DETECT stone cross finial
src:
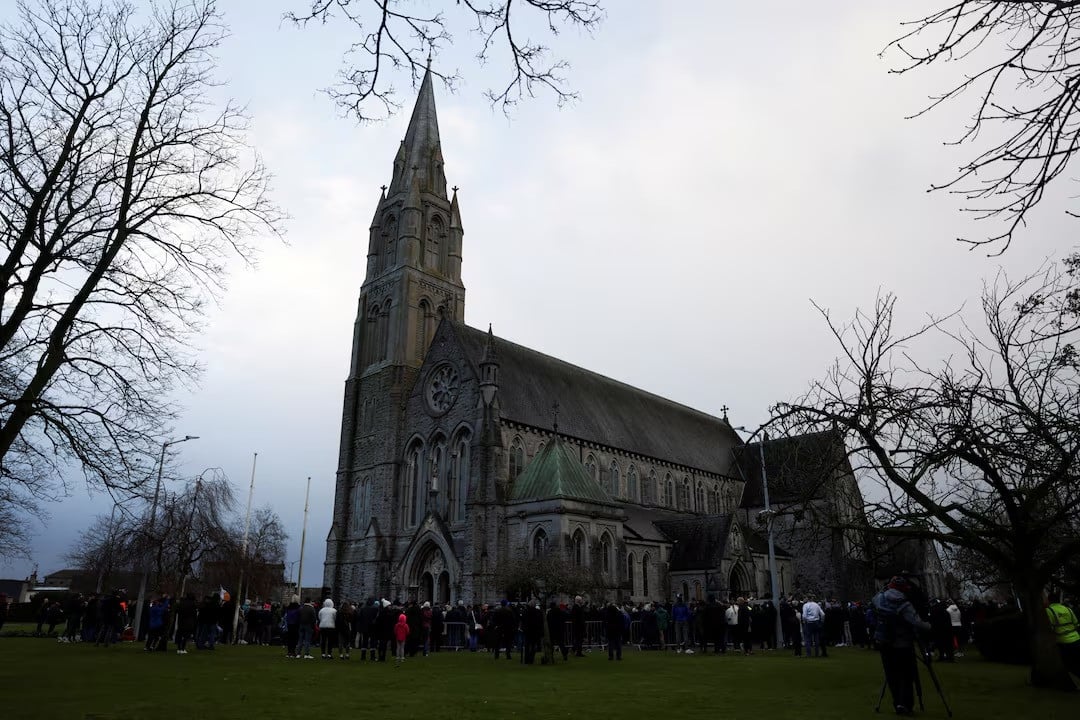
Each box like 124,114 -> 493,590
380,184 -> 387,192
721,404 -> 729,420
452,185 -> 459,193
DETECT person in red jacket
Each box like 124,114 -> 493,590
394,613 -> 410,663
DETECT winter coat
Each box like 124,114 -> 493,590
872,588 -> 930,649
317,599 -> 337,629
394,614 -> 410,642
299,603 -> 317,628
176,597 -> 198,632
672,601 -> 690,623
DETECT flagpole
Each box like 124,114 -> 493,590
296,477 -> 311,603
230,452 -> 257,644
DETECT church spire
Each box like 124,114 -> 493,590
390,62 -> 446,198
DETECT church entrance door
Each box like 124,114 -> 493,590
420,572 -> 434,603
729,563 -> 751,598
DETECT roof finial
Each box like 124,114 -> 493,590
721,404 -> 729,422
426,48 -> 432,71
552,400 -> 560,436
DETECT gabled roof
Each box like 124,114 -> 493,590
452,323 -> 741,473
744,527 -> 792,558
653,515 -> 734,571
735,430 -> 849,508
509,435 -> 615,505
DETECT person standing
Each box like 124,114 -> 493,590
144,598 -> 167,651
298,599 -> 317,659
1046,597 -> 1080,679
604,602 -> 624,661
547,602 -> 569,661
420,601 -> 433,656
945,599 -> 964,657
494,600 -> 516,661
570,596 -> 586,657
431,602 -> 445,653
284,599 -> 300,658
672,595 -> 690,652
337,601 -> 353,660
802,596 -> 826,658
62,593 -> 84,644
394,612 -> 410,663
318,599 -> 338,659
175,593 -> 197,655
96,591 -> 121,647
873,577 -> 932,717
736,597 -> 753,655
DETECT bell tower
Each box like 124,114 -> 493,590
326,63 -> 465,599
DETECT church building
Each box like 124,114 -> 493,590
323,67 -> 871,605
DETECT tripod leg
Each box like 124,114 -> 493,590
921,657 -> 954,718
874,678 -> 888,713
912,652 -> 925,710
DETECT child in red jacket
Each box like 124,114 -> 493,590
394,613 -> 409,662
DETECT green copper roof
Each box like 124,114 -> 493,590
509,436 -> 614,505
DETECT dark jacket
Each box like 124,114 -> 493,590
872,588 -> 931,649
299,603 -> 317,628
176,596 -> 198,632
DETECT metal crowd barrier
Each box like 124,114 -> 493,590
443,622 -> 470,650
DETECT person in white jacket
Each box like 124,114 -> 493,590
945,600 -> 964,657
318,599 -> 338,659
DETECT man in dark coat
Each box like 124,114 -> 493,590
761,600 -> 778,650
431,603 -> 445,653
405,601 -> 422,657
547,602 -> 569,660
95,592 -> 121,646
570,596 -> 586,657
704,596 -> 726,654
873,577 -> 932,716
523,603 -> 544,664
357,598 -> 378,660
175,594 -> 198,654
494,600 -> 516,660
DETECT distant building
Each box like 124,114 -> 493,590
872,534 -> 948,599
323,67 -> 875,606
0,578 -> 31,603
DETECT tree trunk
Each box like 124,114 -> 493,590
1020,578 -> 1075,691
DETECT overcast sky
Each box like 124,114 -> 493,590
3,1 -> 1073,587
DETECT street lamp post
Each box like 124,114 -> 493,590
735,425 -> 784,649
132,434 -> 199,640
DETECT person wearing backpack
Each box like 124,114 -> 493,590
872,577 -> 932,717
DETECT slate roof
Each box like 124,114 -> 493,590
622,505 -> 695,543
509,435 -> 616,505
735,430 -> 848,508
744,527 -> 792,558
452,323 -> 741,473
653,515 -> 734,571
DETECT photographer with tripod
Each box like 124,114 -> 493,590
873,576 -> 932,716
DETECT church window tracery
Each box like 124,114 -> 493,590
585,455 -> 598,484
572,529 -> 586,568
643,471 -> 657,505
430,435 -> 447,515
532,528 -> 548,558
425,215 -> 445,271
600,533 -> 612,575
627,466 -> 638,502
664,474 -> 674,508
404,441 -> 426,528
449,431 -> 470,523
695,481 -> 705,513
608,461 -> 620,497
509,437 -> 525,480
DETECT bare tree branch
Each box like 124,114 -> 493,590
285,0 -> 604,122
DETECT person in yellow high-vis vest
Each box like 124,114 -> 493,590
1046,599 -> 1080,678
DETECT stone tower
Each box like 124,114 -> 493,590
324,65 -> 465,598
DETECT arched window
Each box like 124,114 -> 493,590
707,485 -> 718,514
643,471 -> 656,505
572,529 -> 586,568
378,301 -> 391,361
536,441 -> 545,454
425,215 -> 444,271
585,455 -> 598,484
724,488 -> 735,512
608,460 -> 620,497
382,215 -> 397,272
351,478 -> 367,534
533,528 -> 548,558
430,436 -> 447,515
664,474 -> 674,507
416,299 -> 434,357
730,525 -> 743,553
600,533 -> 612,575
627,553 -> 636,595
404,442 -> 425,528
677,477 -> 689,510
509,437 -> 525,480
627,466 -> 638,502
449,432 -> 470,523
695,481 -> 705,513
642,554 -> 650,596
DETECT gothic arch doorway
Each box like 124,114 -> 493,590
408,542 -> 452,604
729,563 -> 751,599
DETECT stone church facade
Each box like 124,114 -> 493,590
323,68 -> 871,605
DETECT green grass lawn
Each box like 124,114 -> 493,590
1,637 -> 1076,720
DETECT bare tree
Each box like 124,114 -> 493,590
286,0 -> 605,122
888,2 -> 1080,252
0,0 -> 281,551
772,259 -> 1080,689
